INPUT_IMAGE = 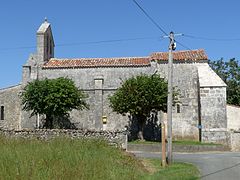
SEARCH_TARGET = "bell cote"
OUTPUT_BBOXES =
[36,18,55,63]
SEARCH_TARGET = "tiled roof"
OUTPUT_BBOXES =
[43,49,208,69]
[43,57,150,69]
[150,49,208,61]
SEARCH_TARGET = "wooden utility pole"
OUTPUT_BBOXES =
[161,123,166,167]
[167,31,175,165]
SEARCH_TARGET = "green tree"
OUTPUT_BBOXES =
[209,58,240,105]
[20,77,89,129]
[109,74,168,140]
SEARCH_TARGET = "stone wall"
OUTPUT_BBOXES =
[229,131,240,151]
[0,129,128,149]
[37,65,154,131]
[196,63,227,141]
[157,62,200,140]
[200,87,227,130]
[0,85,22,130]
[202,128,230,145]
[227,105,240,130]
[37,62,205,140]
[197,128,240,151]
[21,62,206,140]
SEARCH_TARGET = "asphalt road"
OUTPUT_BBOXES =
[133,151,240,180]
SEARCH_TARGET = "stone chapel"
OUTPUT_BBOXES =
[0,20,230,143]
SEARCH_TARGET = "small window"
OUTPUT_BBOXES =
[0,106,4,120]
[177,104,181,113]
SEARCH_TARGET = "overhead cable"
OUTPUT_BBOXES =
[132,0,168,36]
[0,36,162,51]
[184,34,240,41]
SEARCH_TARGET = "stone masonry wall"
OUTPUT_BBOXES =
[37,65,154,131]
[229,131,240,151]
[21,61,204,140]
[0,129,128,149]
[201,129,230,145]
[227,105,240,131]
[0,85,22,130]
[157,62,200,140]
[200,87,227,130]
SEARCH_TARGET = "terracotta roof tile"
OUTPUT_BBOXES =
[43,57,150,69]
[43,49,208,69]
[150,49,208,61]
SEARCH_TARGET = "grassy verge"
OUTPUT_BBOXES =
[0,136,145,180]
[0,136,200,179]
[173,140,221,146]
[143,159,200,180]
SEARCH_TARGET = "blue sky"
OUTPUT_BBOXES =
[1,0,240,88]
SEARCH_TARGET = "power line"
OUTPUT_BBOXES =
[57,36,162,46]
[184,34,240,41]
[175,40,192,51]
[132,0,168,36]
[0,36,162,51]
[131,1,193,51]
[0,46,36,51]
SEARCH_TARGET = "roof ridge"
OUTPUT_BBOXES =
[44,57,151,69]
[50,56,149,61]
[43,49,208,69]
[150,49,208,61]
[49,49,207,61]
[0,84,21,91]
[151,48,205,54]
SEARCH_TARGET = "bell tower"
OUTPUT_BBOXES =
[22,19,55,84]
[36,18,55,64]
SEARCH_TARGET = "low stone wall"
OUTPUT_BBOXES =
[227,105,240,131]
[229,131,240,151]
[201,129,240,151]
[0,129,128,149]
[202,128,230,145]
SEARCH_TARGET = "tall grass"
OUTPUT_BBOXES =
[0,136,200,180]
[0,136,145,180]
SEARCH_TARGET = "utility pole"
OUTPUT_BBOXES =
[167,31,176,165]
[161,122,166,167]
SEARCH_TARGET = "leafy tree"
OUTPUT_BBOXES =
[109,74,168,140]
[209,58,240,105]
[20,77,89,129]
[209,58,228,82]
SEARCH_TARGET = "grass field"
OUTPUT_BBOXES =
[0,136,199,180]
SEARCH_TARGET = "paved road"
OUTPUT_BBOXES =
[133,151,240,180]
